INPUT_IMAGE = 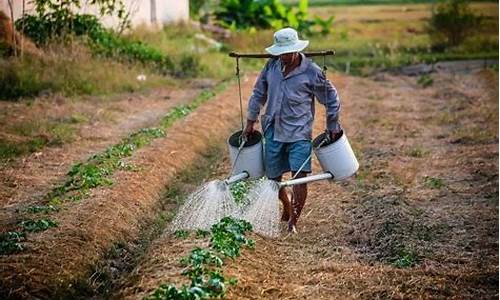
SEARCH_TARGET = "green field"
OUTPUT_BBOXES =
[284,0,497,6]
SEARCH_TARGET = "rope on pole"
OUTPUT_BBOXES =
[236,57,244,131]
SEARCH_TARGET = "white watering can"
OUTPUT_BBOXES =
[280,130,359,187]
[226,130,265,184]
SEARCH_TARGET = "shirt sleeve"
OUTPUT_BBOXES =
[247,61,270,122]
[312,68,342,132]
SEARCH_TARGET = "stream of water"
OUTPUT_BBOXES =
[239,179,281,238]
[170,180,239,231]
[171,178,281,238]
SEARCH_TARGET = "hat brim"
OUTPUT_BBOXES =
[265,40,309,56]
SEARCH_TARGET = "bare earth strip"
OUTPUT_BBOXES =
[115,71,498,299]
[0,76,254,298]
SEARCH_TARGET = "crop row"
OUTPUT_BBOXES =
[146,217,254,300]
[0,82,229,256]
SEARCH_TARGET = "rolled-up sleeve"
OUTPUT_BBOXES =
[312,70,341,132]
[247,63,269,121]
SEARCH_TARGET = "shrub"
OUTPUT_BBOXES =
[0,59,53,100]
[16,14,178,76]
[214,0,331,35]
[428,0,481,47]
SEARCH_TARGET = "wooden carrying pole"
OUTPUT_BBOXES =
[229,50,335,58]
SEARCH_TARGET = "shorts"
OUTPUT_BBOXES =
[264,125,312,179]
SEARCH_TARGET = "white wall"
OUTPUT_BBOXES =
[0,0,189,28]
[156,0,189,24]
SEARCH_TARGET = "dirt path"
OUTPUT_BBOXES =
[116,71,498,299]
[0,82,210,212]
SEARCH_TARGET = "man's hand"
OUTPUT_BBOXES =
[329,128,342,143]
[242,120,256,141]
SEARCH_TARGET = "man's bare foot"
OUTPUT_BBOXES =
[280,190,293,222]
[288,217,298,233]
[281,211,290,222]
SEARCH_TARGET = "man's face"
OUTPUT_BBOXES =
[279,52,297,65]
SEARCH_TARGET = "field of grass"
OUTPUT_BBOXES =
[213,2,498,75]
[285,0,495,6]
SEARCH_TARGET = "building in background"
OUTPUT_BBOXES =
[0,0,189,28]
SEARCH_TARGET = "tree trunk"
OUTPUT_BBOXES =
[7,0,17,57]
[20,0,25,57]
[150,0,157,24]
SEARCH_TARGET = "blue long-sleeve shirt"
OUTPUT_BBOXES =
[247,53,341,143]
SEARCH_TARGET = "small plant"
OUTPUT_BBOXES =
[407,146,427,158]
[195,229,210,238]
[424,176,445,189]
[417,74,433,88]
[0,231,26,255]
[392,249,419,268]
[24,205,60,214]
[229,181,249,203]
[19,219,58,232]
[174,230,190,239]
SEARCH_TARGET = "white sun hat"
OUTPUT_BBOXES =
[265,28,309,56]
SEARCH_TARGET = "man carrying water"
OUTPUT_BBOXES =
[243,28,342,233]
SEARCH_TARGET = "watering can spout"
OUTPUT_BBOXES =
[279,172,333,188]
[225,171,249,185]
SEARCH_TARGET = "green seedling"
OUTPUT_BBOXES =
[0,231,26,255]
[24,205,60,214]
[424,176,445,189]
[230,181,249,203]
[417,74,433,88]
[392,249,419,268]
[195,229,210,238]
[174,230,190,239]
[19,219,58,233]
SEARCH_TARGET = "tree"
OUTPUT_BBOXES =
[428,0,481,47]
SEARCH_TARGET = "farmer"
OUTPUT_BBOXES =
[243,27,342,233]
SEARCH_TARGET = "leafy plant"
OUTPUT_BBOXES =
[24,205,60,214]
[229,181,249,203]
[424,176,445,189]
[16,0,127,45]
[210,217,254,258]
[16,14,178,76]
[407,145,427,157]
[417,74,433,88]
[195,229,210,238]
[392,248,419,268]
[19,219,58,232]
[174,230,190,239]
[214,0,332,35]
[0,231,26,255]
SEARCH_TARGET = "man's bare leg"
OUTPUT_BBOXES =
[271,175,292,222]
[289,171,308,232]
